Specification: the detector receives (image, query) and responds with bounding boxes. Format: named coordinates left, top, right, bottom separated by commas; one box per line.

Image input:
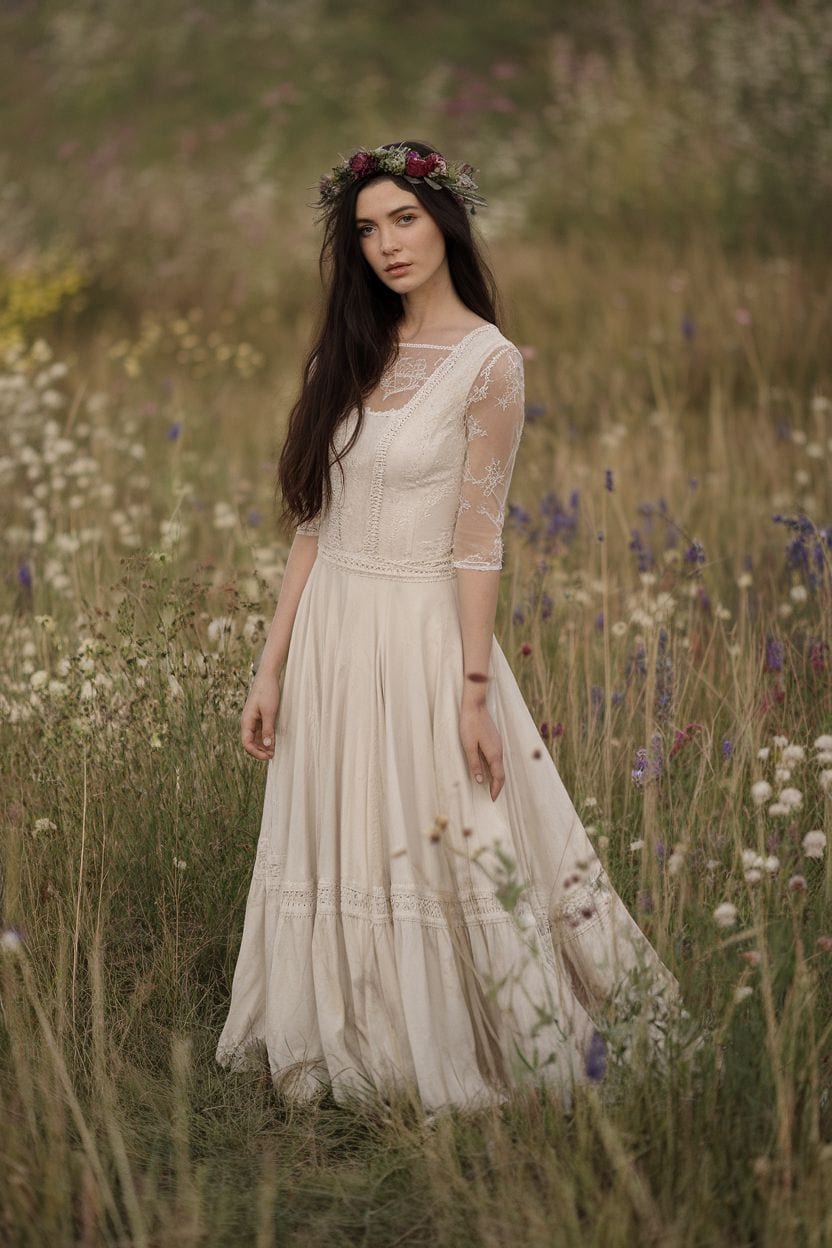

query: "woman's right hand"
left=241, top=670, right=281, bottom=761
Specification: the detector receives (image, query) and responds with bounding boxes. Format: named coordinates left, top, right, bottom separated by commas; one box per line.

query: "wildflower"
left=802, top=830, right=826, bottom=859
left=29, top=670, right=49, bottom=690
left=757, top=747, right=770, bottom=761
left=629, top=839, right=645, bottom=852
left=772, top=734, right=789, bottom=750
left=713, top=901, right=738, bottom=928
left=737, top=572, right=753, bottom=589
left=722, top=739, right=733, bottom=761
left=667, top=844, right=687, bottom=876
left=519, top=642, right=532, bottom=656
left=814, top=735, right=832, bottom=752
left=33, top=818, right=57, bottom=836
left=767, top=803, right=789, bottom=817
left=740, top=950, right=762, bottom=967
left=765, top=639, right=784, bottom=672
left=788, top=875, right=807, bottom=893
left=820, top=770, right=832, bottom=794
left=816, top=936, right=832, bottom=952
left=631, top=748, right=648, bottom=786
left=778, top=787, right=802, bottom=810
left=790, top=584, right=808, bottom=605
left=1, top=929, right=23, bottom=955
left=750, top=780, right=772, bottom=807
left=764, top=856, right=780, bottom=875
left=774, top=767, right=792, bottom=784
left=585, top=1028, right=607, bottom=1082
left=604, top=467, right=614, bottom=492
left=734, top=985, right=754, bottom=1002
left=782, top=744, right=805, bottom=764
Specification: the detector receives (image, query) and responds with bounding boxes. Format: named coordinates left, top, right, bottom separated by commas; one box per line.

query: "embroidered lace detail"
left=378, top=354, right=429, bottom=401
left=293, top=326, right=526, bottom=573
left=250, top=853, right=610, bottom=943
left=318, top=542, right=456, bottom=581
left=452, top=344, right=525, bottom=572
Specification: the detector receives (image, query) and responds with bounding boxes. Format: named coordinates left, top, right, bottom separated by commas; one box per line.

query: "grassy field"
left=1, top=2, right=831, bottom=1244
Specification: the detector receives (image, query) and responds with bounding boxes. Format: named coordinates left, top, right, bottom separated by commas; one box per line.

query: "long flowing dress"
left=215, top=322, right=684, bottom=1114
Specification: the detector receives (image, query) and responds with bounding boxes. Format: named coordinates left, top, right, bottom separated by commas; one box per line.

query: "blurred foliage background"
left=3, top=0, right=831, bottom=340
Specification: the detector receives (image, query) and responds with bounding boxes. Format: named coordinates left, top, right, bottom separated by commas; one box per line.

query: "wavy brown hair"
left=275, top=138, right=504, bottom=531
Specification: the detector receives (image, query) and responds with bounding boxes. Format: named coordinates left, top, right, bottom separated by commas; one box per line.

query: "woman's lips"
left=386, top=264, right=411, bottom=276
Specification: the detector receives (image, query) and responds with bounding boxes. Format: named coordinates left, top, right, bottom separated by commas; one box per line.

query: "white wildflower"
left=778, top=787, right=803, bottom=810
left=820, top=770, right=832, bottom=794
left=0, top=930, right=22, bottom=954
left=713, top=902, right=737, bottom=928
left=813, top=734, right=832, bottom=752
left=757, top=747, right=770, bottom=761
left=802, top=830, right=826, bottom=859
left=764, top=856, right=780, bottom=875
left=629, top=839, right=645, bottom=852
left=751, top=780, right=772, bottom=807
left=734, top=985, right=754, bottom=1002
left=782, top=744, right=805, bottom=764
left=767, top=803, right=789, bottom=817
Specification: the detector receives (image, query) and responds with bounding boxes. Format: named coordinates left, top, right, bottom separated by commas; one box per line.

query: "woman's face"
left=355, top=178, right=447, bottom=293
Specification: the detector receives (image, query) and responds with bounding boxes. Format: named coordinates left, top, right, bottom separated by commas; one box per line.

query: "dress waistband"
left=317, top=543, right=456, bottom=582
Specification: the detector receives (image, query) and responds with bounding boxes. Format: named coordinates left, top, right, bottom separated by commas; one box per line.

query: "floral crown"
left=311, top=143, right=487, bottom=220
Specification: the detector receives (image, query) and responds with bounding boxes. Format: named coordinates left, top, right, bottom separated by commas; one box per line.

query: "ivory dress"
left=215, top=322, right=683, bottom=1114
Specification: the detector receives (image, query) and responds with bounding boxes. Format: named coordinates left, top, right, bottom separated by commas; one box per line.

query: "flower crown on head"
left=311, top=143, right=487, bottom=220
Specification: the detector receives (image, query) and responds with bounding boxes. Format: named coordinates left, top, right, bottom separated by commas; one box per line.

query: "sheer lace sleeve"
left=452, top=342, right=525, bottom=571
left=295, top=513, right=321, bottom=537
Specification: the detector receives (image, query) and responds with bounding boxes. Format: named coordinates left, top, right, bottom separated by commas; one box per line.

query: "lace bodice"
left=295, top=323, right=525, bottom=579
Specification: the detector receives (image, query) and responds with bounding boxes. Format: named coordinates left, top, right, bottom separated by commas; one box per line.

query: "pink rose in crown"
left=425, top=152, right=447, bottom=176
left=350, top=151, right=377, bottom=177
left=405, top=150, right=432, bottom=177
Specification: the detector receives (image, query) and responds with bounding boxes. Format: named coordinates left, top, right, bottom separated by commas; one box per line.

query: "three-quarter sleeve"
left=452, top=342, right=525, bottom=571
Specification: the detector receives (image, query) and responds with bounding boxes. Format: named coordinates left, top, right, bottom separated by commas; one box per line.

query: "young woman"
left=215, top=139, right=688, bottom=1116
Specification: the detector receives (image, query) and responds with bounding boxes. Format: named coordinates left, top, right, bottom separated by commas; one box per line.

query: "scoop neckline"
left=396, top=323, right=493, bottom=349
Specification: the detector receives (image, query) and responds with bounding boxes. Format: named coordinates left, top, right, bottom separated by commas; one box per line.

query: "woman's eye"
left=357, top=214, right=415, bottom=237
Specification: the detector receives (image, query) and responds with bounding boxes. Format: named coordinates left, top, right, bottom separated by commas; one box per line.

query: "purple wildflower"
left=604, top=467, right=614, bottom=492
left=765, top=637, right=784, bottom=673
left=167, top=420, right=182, bottom=441
left=18, top=562, right=32, bottom=589
left=685, top=540, right=705, bottom=567
left=681, top=314, right=695, bottom=340
left=721, top=738, right=733, bottom=761
left=584, top=1029, right=607, bottom=1082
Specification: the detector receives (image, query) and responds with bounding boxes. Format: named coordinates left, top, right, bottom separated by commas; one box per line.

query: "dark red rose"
left=350, top=152, right=377, bottom=177
left=405, top=151, right=431, bottom=176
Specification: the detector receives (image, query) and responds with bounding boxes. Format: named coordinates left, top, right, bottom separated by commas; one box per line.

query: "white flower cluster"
left=750, top=734, right=832, bottom=817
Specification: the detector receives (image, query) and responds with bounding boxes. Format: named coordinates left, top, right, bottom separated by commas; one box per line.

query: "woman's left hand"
left=459, top=701, right=505, bottom=801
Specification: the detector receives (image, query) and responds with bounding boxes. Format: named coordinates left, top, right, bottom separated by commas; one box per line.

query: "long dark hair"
left=275, top=138, right=504, bottom=531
